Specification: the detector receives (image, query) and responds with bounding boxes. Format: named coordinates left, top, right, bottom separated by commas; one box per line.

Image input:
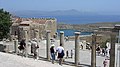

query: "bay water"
left=57, top=29, right=92, bottom=36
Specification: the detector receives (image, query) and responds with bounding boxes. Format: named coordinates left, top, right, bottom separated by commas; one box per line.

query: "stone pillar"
left=14, top=36, right=18, bottom=54
left=91, top=34, right=96, bottom=67
left=35, top=29, right=39, bottom=57
left=25, top=30, right=28, bottom=57
left=75, top=32, right=80, bottom=66
left=117, top=46, right=120, bottom=67
left=60, top=31, right=64, bottom=48
left=46, top=30, right=51, bottom=60
left=119, top=48, right=120, bottom=67
left=109, top=33, right=116, bottom=67
left=119, top=30, right=120, bottom=67
left=118, top=30, right=120, bottom=43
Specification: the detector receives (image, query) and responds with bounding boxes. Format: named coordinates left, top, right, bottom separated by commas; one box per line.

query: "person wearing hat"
left=31, top=38, right=39, bottom=59
left=50, top=44, right=55, bottom=64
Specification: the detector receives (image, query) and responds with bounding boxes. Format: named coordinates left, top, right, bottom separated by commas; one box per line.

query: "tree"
left=0, top=9, right=12, bottom=40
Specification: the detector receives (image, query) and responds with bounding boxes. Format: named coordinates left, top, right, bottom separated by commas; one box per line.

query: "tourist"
left=65, top=36, right=69, bottom=41
left=19, top=38, right=26, bottom=57
left=106, top=48, right=110, bottom=58
left=70, top=50, right=73, bottom=58
left=31, top=39, right=34, bottom=55
left=81, top=45, right=83, bottom=49
left=50, top=44, right=55, bottom=64
left=56, top=43, right=64, bottom=65
left=96, top=45, right=101, bottom=56
left=31, top=38, right=39, bottom=59
left=103, top=59, right=108, bottom=67
left=66, top=50, right=69, bottom=59
left=102, top=48, right=105, bottom=56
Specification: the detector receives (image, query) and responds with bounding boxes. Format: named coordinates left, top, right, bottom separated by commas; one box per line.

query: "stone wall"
left=11, top=18, right=57, bottom=41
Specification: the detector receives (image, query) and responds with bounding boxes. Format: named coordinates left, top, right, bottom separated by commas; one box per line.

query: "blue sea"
left=57, top=29, right=92, bottom=36
left=20, top=15, right=120, bottom=24
left=19, top=14, right=120, bottom=35
left=55, top=15, right=120, bottom=24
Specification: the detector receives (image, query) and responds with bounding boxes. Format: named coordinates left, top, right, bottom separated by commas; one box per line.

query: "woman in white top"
left=56, top=43, right=64, bottom=65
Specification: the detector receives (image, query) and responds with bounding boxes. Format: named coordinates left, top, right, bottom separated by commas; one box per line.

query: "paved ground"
left=39, top=40, right=109, bottom=67
left=0, top=52, right=73, bottom=67
left=0, top=40, right=111, bottom=67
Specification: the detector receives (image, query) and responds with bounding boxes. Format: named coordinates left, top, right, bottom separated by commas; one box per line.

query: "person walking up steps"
left=56, top=43, right=64, bottom=65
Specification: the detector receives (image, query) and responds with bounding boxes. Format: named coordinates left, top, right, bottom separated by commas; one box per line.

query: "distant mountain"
left=10, top=9, right=120, bottom=24
left=10, top=9, right=98, bottom=17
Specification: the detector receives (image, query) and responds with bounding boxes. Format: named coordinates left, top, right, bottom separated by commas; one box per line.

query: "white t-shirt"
left=56, top=46, right=64, bottom=53
left=31, top=41, right=38, bottom=49
left=31, top=41, right=39, bottom=52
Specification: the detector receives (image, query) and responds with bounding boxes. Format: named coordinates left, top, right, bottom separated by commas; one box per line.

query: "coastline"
left=65, top=34, right=92, bottom=42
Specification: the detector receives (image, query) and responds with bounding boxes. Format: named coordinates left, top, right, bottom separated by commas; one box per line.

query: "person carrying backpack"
left=56, top=43, right=64, bottom=65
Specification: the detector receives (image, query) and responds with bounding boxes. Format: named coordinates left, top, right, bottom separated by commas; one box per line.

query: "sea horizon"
left=15, top=15, right=120, bottom=24
left=10, top=9, right=120, bottom=24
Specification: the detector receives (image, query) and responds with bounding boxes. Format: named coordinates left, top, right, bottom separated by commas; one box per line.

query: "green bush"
left=0, top=9, right=12, bottom=39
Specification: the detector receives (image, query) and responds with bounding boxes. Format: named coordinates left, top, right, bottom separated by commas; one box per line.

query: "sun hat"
left=51, top=44, right=55, bottom=47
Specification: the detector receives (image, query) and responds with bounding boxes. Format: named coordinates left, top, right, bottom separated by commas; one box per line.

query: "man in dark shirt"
left=50, top=44, right=55, bottom=64
left=19, top=39, right=26, bottom=56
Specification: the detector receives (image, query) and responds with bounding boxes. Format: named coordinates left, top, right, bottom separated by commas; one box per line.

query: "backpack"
left=36, top=44, right=39, bottom=48
left=61, top=50, right=65, bottom=56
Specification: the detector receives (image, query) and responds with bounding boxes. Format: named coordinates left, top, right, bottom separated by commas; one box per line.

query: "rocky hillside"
left=57, top=22, right=120, bottom=32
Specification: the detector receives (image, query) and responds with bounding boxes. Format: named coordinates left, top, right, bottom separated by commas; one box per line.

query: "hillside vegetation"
left=57, top=22, right=120, bottom=32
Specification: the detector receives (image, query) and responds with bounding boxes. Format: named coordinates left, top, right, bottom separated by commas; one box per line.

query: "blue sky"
left=0, top=0, right=120, bottom=14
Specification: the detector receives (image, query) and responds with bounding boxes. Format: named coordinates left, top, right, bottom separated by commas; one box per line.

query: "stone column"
left=118, top=30, right=120, bottom=44
left=119, top=49, right=120, bottom=67
left=14, top=36, right=18, bottom=54
left=91, top=34, right=96, bottom=67
left=35, top=29, right=39, bottom=57
left=119, top=30, right=120, bottom=67
left=117, top=46, right=120, bottom=67
left=25, top=30, right=28, bottom=57
left=46, top=30, right=51, bottom=60
left=109, top=33, right=116, bottom=67
left=75, top=32, right=80, bottom=66
left=60, top=31, right=64, bottom=48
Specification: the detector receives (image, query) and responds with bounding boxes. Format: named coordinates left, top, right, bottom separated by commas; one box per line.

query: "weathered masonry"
left=10, top=18, right=57, bottom=41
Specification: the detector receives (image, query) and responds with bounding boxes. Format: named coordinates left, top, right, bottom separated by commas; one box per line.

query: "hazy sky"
left=0, top=0, right=120, bottom=13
